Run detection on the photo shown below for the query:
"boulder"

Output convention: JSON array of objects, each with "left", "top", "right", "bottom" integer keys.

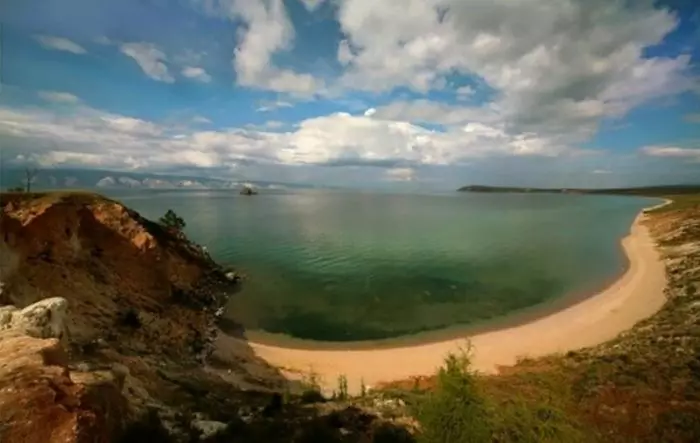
[
  {"left": 192, "top": 419, "right": 228, "bottom": 440},
  {"left": 0, "top": 333, "right": 128, "bottom": 443},
  {"left": 0, "top": 297, "right": 67, "bottom": 341}
]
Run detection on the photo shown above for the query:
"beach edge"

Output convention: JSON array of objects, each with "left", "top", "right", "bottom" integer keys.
[{"left": 217, "top": 198, "right": 670, "bottom": 392}]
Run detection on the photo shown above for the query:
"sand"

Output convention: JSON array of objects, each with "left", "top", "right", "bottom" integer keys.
[{"left": 219, "top": 201, "right": 670, "bottom": 393}]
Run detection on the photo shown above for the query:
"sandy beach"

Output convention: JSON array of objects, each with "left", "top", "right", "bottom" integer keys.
[{"left": 218, "top": 201, "right": 670, "bottom": 393}]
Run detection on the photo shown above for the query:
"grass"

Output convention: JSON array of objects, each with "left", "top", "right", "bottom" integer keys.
[{"left": 647, "top": 193, "right": 700, "bottom": 213}]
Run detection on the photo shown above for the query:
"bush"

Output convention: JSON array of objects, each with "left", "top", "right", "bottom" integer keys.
[
  {"left": 413, "top": 349, "right": 491, "bottom": 443},
  {"left": 489, "top": 398, "right": 586, "bottom": 443},
  {"left": 337, "top": 374, "right": 349, "bottom": 401},
  {"left": 300, "top": 389, "right": 326, "bottom": 404},
  {"left": 117, "top": 307, "right": 142, "bottom": 329},
  {"left": 159, "top": 209, "right": 186, "bottom": 233}
]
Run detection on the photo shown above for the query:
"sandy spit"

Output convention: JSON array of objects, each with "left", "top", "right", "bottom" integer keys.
[{"left": 218, "top": 202, "right": 669, "bottom": 394}]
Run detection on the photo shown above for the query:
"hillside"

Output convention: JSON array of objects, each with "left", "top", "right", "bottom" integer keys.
[
  {"left": 0, "top": 192, "right": 412, "bottom": 442},
  {"left": 458, "top": 184, "right": 700, "bottom": 195}
]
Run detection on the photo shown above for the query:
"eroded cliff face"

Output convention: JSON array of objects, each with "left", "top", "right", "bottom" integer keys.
[
  {"left": 0, "top": 192, "right": 280, "bottom": 442},
  {"left": 0, "top": 192, "right": 230, "bottom": 360}
]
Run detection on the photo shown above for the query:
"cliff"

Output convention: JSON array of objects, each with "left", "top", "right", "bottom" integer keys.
[
  {"left": 0, "top": 192, "right": 411, "bottom": 443},
  {"left": 0, "top": 192, "right": 277, "bottom": 441}
]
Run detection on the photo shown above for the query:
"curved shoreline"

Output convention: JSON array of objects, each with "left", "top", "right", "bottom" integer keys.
[{"left": 217, "top": 200, "right": 669, "bottom": 393}]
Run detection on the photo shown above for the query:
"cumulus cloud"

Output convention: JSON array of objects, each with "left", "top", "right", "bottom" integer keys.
[
  {"left": 335, "top": 0, "right": 691, "bottom": 145},
  {"left": 181, "top": 66, "right": 212, "bottom": 82},
  {"left": 38, "top": 91, "right": 81, "bottom": 104},
  {"left": 0, "top": 105, "right": 576, "bottom": 173},
  {"left": 120, "top": 42, "right": 174, "bottom": 83},
  {"left": 204, "top": 0, "right": 324, "bottom": 94},
  {"left": 34, "top": 35, "right": 86, "bottom": 54},
  {"left": 372, "top": 99, "right": 498, "bottom": 126}
]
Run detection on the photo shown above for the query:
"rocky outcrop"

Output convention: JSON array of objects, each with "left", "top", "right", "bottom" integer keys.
[
  {"left": 0, "top": 297, "right": 67, "bottom": 341},
  {"left": 0, "top": 192, "right": 286, "bottom": 441},
  {"left": 0, "top": 192, "right": 236, "bottom": 362},
  {"left": 0, "top": 298, "right": 127, "bottom": 443}
]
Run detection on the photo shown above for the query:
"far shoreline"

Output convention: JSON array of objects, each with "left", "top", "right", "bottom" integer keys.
[{"left": 225, "top": 197, "right": 667, "bottom": 352}]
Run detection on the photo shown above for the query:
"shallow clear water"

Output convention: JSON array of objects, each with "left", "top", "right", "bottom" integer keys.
[{"left": 114, "top": 189, "right": 653, "bottom": 342}]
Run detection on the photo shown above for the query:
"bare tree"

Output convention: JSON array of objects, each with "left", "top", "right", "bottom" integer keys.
[{"left": 24, "top": 167, "right": 38, "bottom": 192}]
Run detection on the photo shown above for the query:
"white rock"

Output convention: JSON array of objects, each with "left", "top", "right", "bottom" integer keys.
[
  {"left": 192, "top": 420, "right": 227, "bottom": 440},
  {"left": 0, "top": 297, "right": 68, "bottom": 340}
]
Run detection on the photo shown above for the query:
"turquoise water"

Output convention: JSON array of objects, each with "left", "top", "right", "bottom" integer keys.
[{"left": 115, "top": 190, "right": 652, "bottom": 342}]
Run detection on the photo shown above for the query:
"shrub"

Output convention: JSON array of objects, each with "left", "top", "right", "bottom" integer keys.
[
  {"left": 117, "top": 307, "right": 142, "bottom": 329},
  {"left": 159, "top": 209, "right": 186, "bottom": 233},
  {"left": 337, "top": 374, "right": 349, "bottom": 401},
  {"left": 413, "top": 349, "right": 491, "bottom": 443},
  {"left": 489, "top": 397, "right": 586, "bottom": 443}
]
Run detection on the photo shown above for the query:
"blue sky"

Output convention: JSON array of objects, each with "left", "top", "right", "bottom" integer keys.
[{"left": 0, "top": 0, "right": 699, "bottom": 189}]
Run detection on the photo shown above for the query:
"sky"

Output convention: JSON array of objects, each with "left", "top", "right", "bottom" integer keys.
[{"left": 0, "top": 0, "right": 699, "bottom": 190}]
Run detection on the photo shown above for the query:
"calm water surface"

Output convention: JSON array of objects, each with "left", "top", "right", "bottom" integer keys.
[{"left": 114, "top": 189, "right": 653, "bottom": 342}]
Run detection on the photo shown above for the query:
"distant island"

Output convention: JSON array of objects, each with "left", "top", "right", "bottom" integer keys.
[{"left": 457, "top": 184, "right": 700, "bottom": 196}]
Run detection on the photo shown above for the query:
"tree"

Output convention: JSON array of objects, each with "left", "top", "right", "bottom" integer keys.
[
  {"left": 159, "top": 209, "right": 186, "bottom": 233},
  {"left": 24, "top": 167, "right": 38, "bottom": 192}
]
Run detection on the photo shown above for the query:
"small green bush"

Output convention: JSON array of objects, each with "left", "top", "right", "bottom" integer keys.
[
  {"left": 413, "top": 350, "right": 491, "bottom": 443},
  {"left": 337, "top": 374, "right": 349, "bottom": 400}
]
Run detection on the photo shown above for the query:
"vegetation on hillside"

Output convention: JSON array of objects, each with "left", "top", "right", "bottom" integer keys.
[
  {"left": 458, "top": 184, "right": 700, "bottom": 196},
  {"left": 159, "top": 209, "right": 187, "bottom": 233}
]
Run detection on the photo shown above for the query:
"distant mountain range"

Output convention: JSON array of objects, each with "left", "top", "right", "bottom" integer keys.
[{"left": 0, "top": 168, "right": 311, "bottom": 191}]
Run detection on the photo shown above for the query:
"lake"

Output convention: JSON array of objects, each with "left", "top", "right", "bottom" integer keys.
[{"left": 115, "top": 189, "right": 653, "bottom": 342}]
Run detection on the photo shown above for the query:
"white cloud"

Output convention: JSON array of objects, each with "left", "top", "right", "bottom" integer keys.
[
  {"left": 219, "top": 0, "right": 324, "bottom": 94},
  {"left": 335, "top": 0, "right": 690, "bottom": 145},
  {"left": 34, "top": 35, "right": 86, "bottom": 54},
  {"left": 256, "top": 100, "right": 294, "bottom": 112},
  {"left": 181, "top": 66, "right": 212, "bottom": 82},
  {"left": 37, "top": 91, "right": 81, "bottom": 104},
  {"left": 192, "top": 116, "right": 212, "bottom": 124},
  {"left": 641, "top": 145, "right": 700, "bottom": 159},
  {"left": 94, "top": 36, "right": 113, "bottom": 45},
  {"left": 592, "top": 169, "right": 612, "bottom": 174},
  {"left": 456, "top": 86, "right": 475, "bottom": 100},
  {"left": 120, "top": 42, "right": 174, "bottom": 83},
  {"left": 0, "top": 105, "right": 573, "bottom": 173},
  {"left": 99, "top": 116, "right": 162, "bottom": 136},
  {"left": 363, "top": 108, "right": 376, "bottom": 117},
  {"left": 385, "top": 168, "right": 415, "bottom": 181},
  {"left": 373, "top": 99, "right": 498, "bottom": 126},
  {"left": 300, "top": 0, "right": 325, "bottom": 11}
]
